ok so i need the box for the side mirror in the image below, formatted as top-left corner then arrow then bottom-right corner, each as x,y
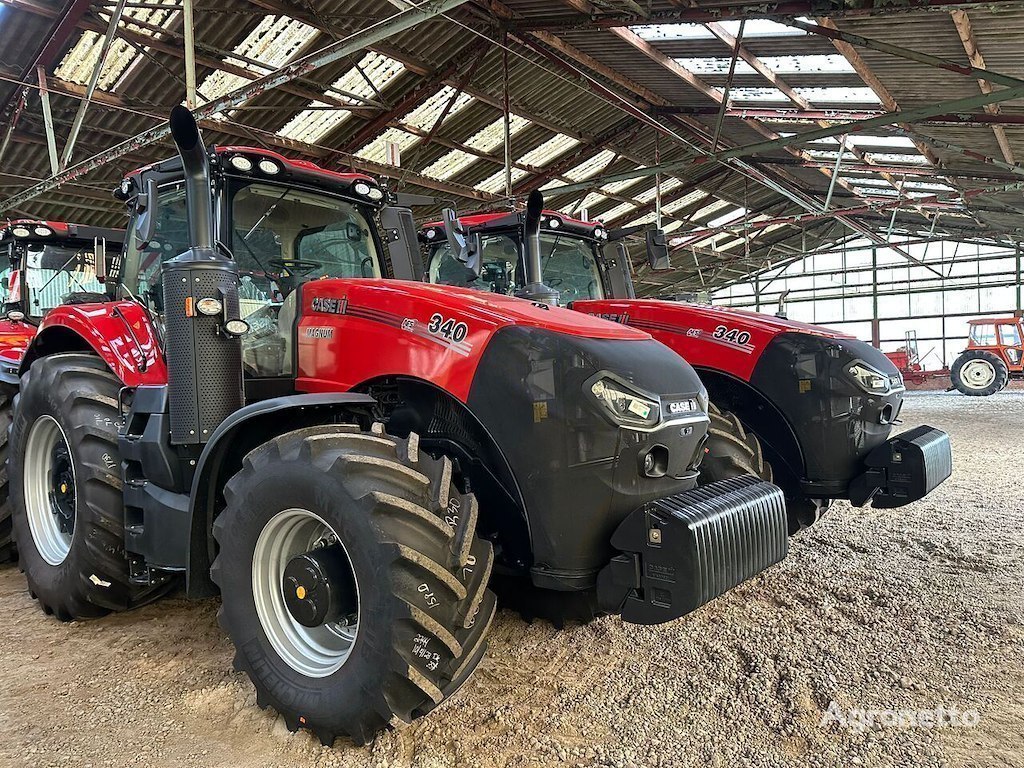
442,207 -> 478,276
133,178 -> 158,246
94,237 -> 107,283
646,229 -> 670,271
605,242 -> 636,299
379,206 -> 424,282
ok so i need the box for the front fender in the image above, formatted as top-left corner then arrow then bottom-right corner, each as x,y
184,392 -> 375,597
20,302 -> 167,386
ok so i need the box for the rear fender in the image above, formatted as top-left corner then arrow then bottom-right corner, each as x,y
185,393 -> 375,597
19,302 -> 167,386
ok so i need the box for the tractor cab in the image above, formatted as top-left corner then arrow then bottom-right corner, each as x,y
422,209 -> 617,302
1,220 -> 124,322
950,316 -> 1024,395
114,147 -> 403,386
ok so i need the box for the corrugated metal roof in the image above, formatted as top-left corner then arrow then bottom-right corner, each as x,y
2,0 -> 1023,293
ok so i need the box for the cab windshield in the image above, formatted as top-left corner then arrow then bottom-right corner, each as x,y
123,181 -> 382,314
429,231 -> 604,302
1,242 -> 119,318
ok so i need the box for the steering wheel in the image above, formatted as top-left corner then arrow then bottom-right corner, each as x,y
268,258 -> 322,277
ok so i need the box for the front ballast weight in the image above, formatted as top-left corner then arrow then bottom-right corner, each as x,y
597,475 -> 787,625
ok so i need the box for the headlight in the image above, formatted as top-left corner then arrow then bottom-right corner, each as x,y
223,319 -> 250,337
367,187 -> 384,201
353,182 -> 371,197
11,226 -> 31,238
257,159 -> 280,175
230,155 -> 254,172
33,226 -> 52,237
589,376 -> 660,428
847,361 -> 893,395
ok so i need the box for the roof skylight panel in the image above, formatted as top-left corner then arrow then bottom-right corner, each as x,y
474,133 -> 581,194
421,115 -> 530,180
197,16 -> 318,103
795,87 -> 881,104
357,86 -> 475,164
707,206 -> 750,228
475,167 -> 528,194
866,152 -> 929,165
55,4 -> 179,90
728,87 -> 790,102
634,177 -> 683,204
691,199 -> 731,221
662,189 -> 708,214
599,201 -> 638,222
278,52 -> 405,143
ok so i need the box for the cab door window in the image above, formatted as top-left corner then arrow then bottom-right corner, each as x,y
999,323 -> 1022,365
122,183 -> 190,311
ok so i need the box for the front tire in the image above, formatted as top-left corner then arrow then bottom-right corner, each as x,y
212,425 -> 496,746
0,384 -> 16,563
699,403 -> 772,485
951,350 -> 1008,396
10,354 -> 171,619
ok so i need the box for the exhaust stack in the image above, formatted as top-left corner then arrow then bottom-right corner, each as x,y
168,106 -> 217,255
516,190 -> 559,306
162,107 -> 243,445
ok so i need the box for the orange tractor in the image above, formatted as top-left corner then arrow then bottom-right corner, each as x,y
950,315 -> 1024,396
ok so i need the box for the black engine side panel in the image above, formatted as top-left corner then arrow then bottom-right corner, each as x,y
467,328 -> 709,590
750,332 -> 903,496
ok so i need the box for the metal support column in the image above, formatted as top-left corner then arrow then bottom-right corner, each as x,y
871,246 -> 881,348
183,0 -> 197,108
36,66 -> 59,175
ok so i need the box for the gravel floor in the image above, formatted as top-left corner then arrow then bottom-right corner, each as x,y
0,392 -> 1021,768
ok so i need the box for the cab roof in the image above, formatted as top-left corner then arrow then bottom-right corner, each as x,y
1,219 -> 125,244
118,145 -> 381,202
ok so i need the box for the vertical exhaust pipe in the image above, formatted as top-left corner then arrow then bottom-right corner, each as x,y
516,190 -> 560,305
162,107 -> 243,445
168,105 -> 215,253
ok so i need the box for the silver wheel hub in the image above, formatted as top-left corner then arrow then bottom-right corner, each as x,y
962,359 -> 996,389
23,415 -> 76,566
252,509 -> 359,678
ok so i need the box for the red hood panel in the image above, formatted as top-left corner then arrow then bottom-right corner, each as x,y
340,280 -> 649,340
573,299 -> 850,381
298,279 -> 649,401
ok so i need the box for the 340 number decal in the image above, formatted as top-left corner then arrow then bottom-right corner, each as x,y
428,313 -> 468,343
712,325 -> 751,346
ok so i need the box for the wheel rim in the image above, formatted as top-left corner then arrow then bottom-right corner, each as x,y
23,414 -> 76,566
252,509 -> 359,678
961,359 -> 996,389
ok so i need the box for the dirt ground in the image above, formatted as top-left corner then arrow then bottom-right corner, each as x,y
0,391 -> 1021,768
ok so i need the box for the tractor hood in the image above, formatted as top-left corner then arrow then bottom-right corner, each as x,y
342,280 -> 651,340
574,298 -> 851,340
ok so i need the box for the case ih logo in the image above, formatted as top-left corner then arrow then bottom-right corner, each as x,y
667,399 -> 697,415
311,296 -> 344,314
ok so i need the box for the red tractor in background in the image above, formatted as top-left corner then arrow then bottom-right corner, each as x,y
421,201 -> 952,530
0,220 -> 124,561
8,107 -> 798,744
950,315 -> 1024,396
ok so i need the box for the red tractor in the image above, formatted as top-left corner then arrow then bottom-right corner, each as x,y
0,220 -> 124,561
421,199 -> 952,530
950,316 -> 1024,396
9,108 -> 796,744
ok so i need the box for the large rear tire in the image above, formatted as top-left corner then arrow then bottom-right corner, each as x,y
951,350 -> 1008,396
9,354 -> 172,620
0,384 -> 16,563
212,424 -> 496,746
699,402 -> 772,485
